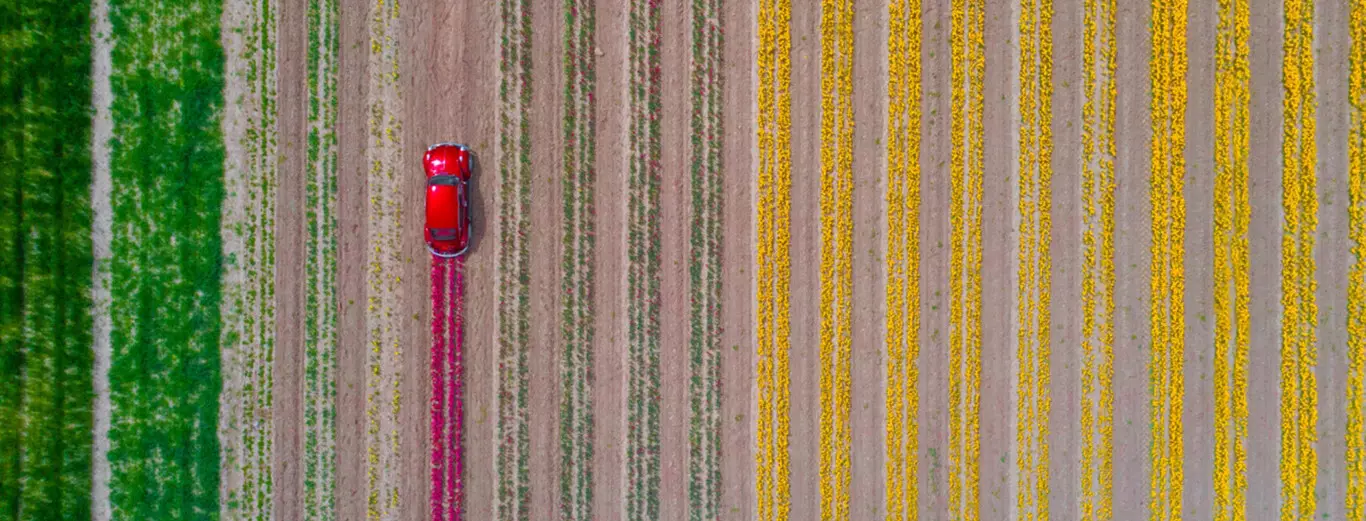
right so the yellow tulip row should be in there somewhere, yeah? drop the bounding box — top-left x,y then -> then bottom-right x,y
756,0 -> 792,519
1017,1 -> 1054,519
1149,0 -> 1188,518
1281,0 -> 1319,519
949,1 -> 985,520
885,0 -> 922,518
1348,1 -> 1366,518
1213,0 -> 1252,519
1080,0 -> 1117,518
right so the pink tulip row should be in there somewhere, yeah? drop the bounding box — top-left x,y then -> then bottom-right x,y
431,257 -> 466,521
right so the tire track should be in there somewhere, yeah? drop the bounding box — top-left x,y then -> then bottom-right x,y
303,0 -> 340,516
1080,0 -> 1116,517
755,0 -> 791,518
817,0 -> 854,519
222,0 -> 279,518
948,1 -> 985,519
560,0 -> 597,518
1016,0 -> 1052,517
885,0 -> 921,517
1149,0 -> 1187,517
1281,0 -> 1319,519
496,0 -> 533,518
625,0 -> 662,516
687,0 -> 725,518
1214,0 -> 1251,518
363,0 -> 404,519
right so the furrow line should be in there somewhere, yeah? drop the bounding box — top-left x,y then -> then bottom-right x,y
106,0 -> 226,517
1281,0 -> 1319,519
1016,0 -> 1053,517
1213,0 -> 1250,518
495,0 -> 533,517
560,0 -> 597,518
1079,0 -> 1116,517
625,0 -> 662,517
949,1 -> 985,519
755,0 -> 792,518
885,0 -> 921,517
303,0 -> 340,516
686,0 -> 725,517
364,0 -> 404,519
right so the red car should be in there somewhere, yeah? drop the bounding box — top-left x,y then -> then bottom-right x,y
424,143 -> 472,258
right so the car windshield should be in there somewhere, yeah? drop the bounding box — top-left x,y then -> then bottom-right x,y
428,175 -> 462,186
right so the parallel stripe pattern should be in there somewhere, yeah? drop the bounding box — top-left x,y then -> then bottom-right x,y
495,0 -> 533,518
222,0 -> 279,517
686,0 -> 725,517
1081,0 -> 1114,516
1149,0 -> 1188,518
0,0 -> 95,518
560,0 -> 597,518
430,258 -> 465,521
756,0 -> 792,518
818,0 -> 855,518
1016,0 -> 1053,517
106,0 -> 226,517
1281,1 -> 1318,519
1213,0 -> 1251,518
364,0 -> 404,519
949,1 -> 985,519
885,0 -> 921,517
1079,0 -> 1117,517
625,0 -> 663,516
1350,1 -> 1366,518
304,0 -> 341,516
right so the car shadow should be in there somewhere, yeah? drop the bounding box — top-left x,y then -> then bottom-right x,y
463,148 -> 484,257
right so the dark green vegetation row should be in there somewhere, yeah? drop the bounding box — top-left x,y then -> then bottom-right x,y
560,0 -> 596,519
624,0 -> 662,518
106,0 -> 225,519
0,1 -> 95,519
495,0 -> 533,518
686,0 -> 724,519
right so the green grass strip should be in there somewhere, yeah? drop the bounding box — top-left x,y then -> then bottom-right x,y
0,1 -> 95,519
303,0 -> 339,518
496,0 -> 533,518
106,0 -> 225,518
560,0 -> 596,518
625,0 -> 661,518
686,0 -> 723,518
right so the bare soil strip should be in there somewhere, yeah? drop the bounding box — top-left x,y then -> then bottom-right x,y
624,0 -> 663,516
221,0 -> 279,517
91,0 -> 115,517
363,1 -> 405,519
495,0 -> 534,517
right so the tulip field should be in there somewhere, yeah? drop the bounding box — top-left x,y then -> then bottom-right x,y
8,0 -> 1366,520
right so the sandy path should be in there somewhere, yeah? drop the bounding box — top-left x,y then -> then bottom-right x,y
982,0 -> 1014,517
1183,0 -> 1216,518
787,2 -> 820,518
89,0 -> 114,517
851,0 -> 888,517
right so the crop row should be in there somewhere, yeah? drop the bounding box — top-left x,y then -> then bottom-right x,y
1079,0 -> 1116,518
560,0 -> 597,518
755,0 -> 792,519
948,1 -> 985,520
1350,1 -> 1366,519
0,0 -> 95,518
221,0 -> 280,518
1213,0 -> 1251,519
364,0 -> 404,519
1016,0 -> 1053,518
105,0 -> 226,517
624,0 -> 663,518
303,0 -> 340,517
1281,0 -> 1319,519
430,258 -> 465,521
1149,0 -> 1188,517
495,0 -> 533,518
686,0 -> 725,518
817,0 -> 854,519
884,0 -> 921,518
